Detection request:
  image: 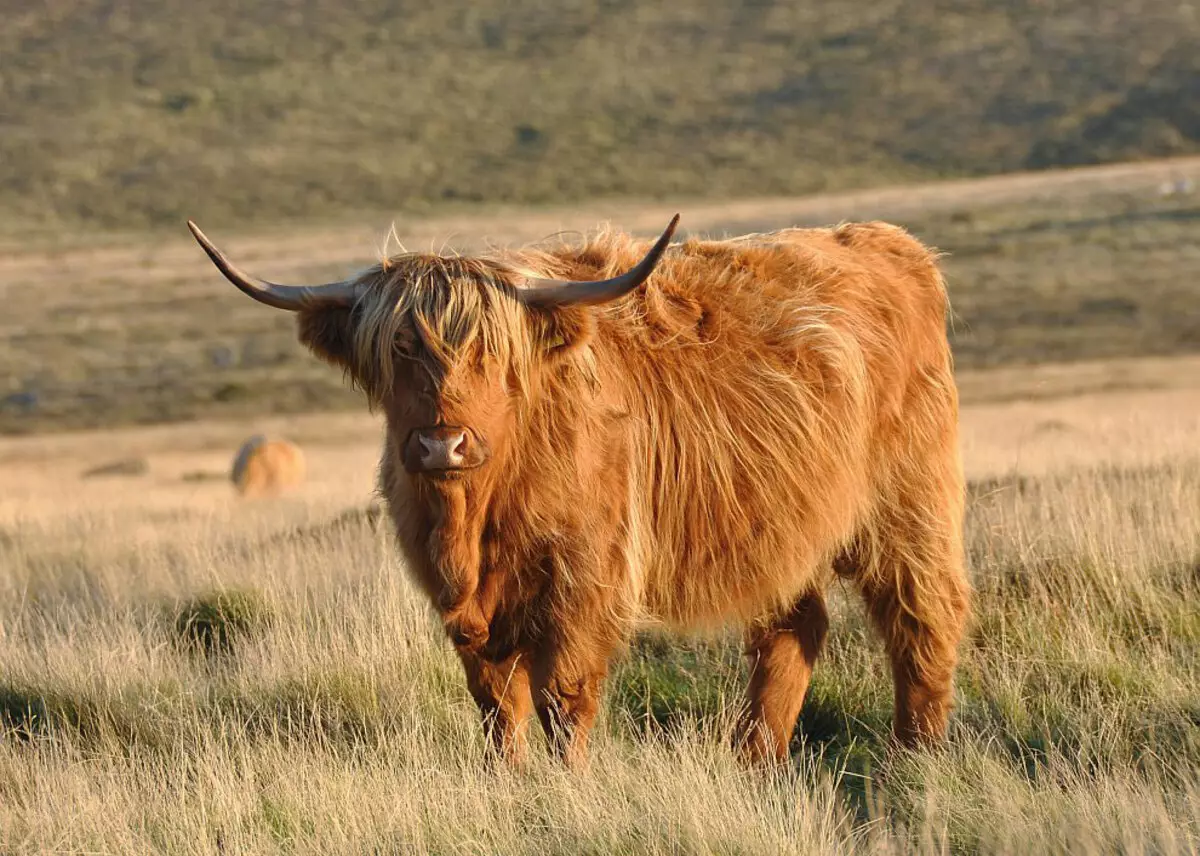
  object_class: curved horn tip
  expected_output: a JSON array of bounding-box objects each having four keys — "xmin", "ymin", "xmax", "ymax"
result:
[
  {"xmin": 186, "ymin": 219, "xmax": 216, "ymax": 251},
  {"xmin": 185, "ymin": 219, "xmax": 359, "ymax": 311},
  {"xmin": 658, "ymin": 214, "xmax": 681, "ymax": 242}
]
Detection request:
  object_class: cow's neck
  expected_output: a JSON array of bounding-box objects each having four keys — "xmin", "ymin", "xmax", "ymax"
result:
[
  {"xmin": 408, "ymin": 369, "xmax": 618, "ymax": 620},
  {"xmin": 431, "ymin": 395, "xmax": 604, "ymax": 567},
  {"xmin": 421, "ymin": 478, "xmax": 488, "ymax": 608}
]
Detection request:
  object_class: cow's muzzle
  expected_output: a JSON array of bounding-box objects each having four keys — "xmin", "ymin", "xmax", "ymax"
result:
[{"xmin": 403, "ymin": 426, "xmax": 488, "ymax": 475}]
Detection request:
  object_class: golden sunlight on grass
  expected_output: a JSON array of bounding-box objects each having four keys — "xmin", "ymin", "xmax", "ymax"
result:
[{"xmin": 0, "ymin": 364, "xmax": 1196, "ymax": 853}]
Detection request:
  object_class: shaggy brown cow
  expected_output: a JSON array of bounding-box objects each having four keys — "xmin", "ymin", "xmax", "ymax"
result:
[
  {"xmin": 188, "ymin": 214, "xmax": 970, "ymax": 767},
  {"xmin": 231, "ymin": 435, "xmax": 306, "ymax": 498}
]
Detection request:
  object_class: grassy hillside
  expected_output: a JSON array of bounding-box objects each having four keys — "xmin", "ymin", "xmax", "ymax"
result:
[
  {"xmin": 2, "ymin": 158, "xmax": 1198, "ymax": 435},
  {"xmin": 1, "ymin": 0, "xmax": 1198, "ymax": 232}
]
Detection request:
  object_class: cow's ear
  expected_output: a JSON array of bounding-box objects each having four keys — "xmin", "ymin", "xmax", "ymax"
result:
[
  {"xmin": 533, "ymin": 305, "xmax": 595, "ymax": 363},
  {"xmin": 297, "ymin": 306, "xmax": 357, "ymax": 372}
]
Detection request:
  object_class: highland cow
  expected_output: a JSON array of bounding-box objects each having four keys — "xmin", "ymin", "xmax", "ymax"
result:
[
  {"xmin": 231, "ymin": 435, "xmax": 306, "ymax": 498},
  {"xmin": 189, "ymin": 214, "xmax": 970, "ymax": 767}
]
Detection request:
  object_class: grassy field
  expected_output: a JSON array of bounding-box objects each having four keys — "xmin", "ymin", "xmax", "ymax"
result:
[
  {"xmin": 2, "ymin": 0, "xmax": 1198, "ymax": 233},
  {"xmin": 2, "ymin": 156, "xmax": 1199, "ymax": 435},
  {"xmin": 0, "ymin": 370, "xmax": 1197, "ymax": 853},
  {"xmin": 1, "ymin": 148, "xmax": 1198, "ymax": 851}
]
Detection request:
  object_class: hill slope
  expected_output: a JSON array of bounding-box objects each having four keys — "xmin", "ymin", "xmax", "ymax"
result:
[
  {"xmin": 1, "ymin": 0, "xmax": 1197, "ymax": 231},
  {"xmin": 2, "ymin": 156, "xmax": 1198, "ymax": 435}
]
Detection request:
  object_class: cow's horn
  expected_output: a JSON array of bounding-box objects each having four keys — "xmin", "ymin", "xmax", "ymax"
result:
[
  {"xmin": 516, "ymin": 214, "xmax": 680, "ymax": 308},
  {"xmin": 187, "ymin": 220, "xmax": 360, "ymax": 311}
]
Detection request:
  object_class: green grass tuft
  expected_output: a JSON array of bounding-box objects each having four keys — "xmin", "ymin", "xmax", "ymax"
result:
[{"xmin": 172, "ymin": 588, "xmax": 274, "ymax": 657}]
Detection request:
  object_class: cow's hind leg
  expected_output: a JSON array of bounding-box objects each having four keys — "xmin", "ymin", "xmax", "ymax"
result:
[
  {"xmin": 740, "ymin": 589, "xmax": 829, "ymax": 763},
  {"xmin": 854, "ymin": 505, "xmax": 970, "ymax": 747}
]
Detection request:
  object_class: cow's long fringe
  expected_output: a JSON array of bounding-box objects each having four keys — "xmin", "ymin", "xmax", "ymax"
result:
[{"xmin": 346, "ymin": 255, "xmax": 536, "ymax": 401}]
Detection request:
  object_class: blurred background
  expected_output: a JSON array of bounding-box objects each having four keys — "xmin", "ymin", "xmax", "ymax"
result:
[
  {"xmin": 3, "ymin": 1, "xmax": 1198, "ymax": 230},
  {"xmin": 0, "ymin": 0, "xmax": 1198, "ymax": 434}
]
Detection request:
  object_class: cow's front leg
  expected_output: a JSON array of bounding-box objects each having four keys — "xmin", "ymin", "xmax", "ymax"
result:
[
  {"xmin": 530, "ymin": 505, "xmax": 630, "ymax": 768},
  {"xmin": 458, "ymin": 647, "xmax": 535, "ymax": 766},
  {"xmin": 532, "ymin": 597, "xmax": 625, "ymax": 769},
  {"xmin": 533, "ymin": 650, "xmax": 610, "ymax": 770}
]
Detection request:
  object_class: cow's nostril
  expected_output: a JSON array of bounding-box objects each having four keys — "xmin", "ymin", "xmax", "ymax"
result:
[{"xmin": 406, "ymin": 426, "xmax": 483, "ymax": 473}]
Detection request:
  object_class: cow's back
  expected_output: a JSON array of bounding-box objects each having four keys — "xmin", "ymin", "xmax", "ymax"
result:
[{"xmin": 590, "ymin": 223, "xmax": 957, "ymax": 628}]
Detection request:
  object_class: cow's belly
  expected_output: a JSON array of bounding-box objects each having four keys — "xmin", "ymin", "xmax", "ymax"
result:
[{"xmin": 626, "ymin": 501, "xmax": 855, "ymax": 631}]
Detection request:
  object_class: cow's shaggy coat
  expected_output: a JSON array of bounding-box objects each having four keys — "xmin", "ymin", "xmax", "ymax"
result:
[{"xmin": 210, "ymin": 219, "xmax": 971, "ymax": 766}]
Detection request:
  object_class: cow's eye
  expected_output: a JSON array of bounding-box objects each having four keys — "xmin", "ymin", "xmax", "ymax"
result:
[
  {"xmin": 393, "ymin": 320, "xmax": 421, "ymax": 356},
  {"xmin": 409, "ymin": 363, "xmax": 438, "ymax": 398}
]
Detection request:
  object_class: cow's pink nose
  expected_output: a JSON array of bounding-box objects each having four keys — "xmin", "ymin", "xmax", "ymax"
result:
[
  {"xmin": 404, "ymin": 426, "xmax": 485, "ymax": 473},
  {"xmin": 419, "ymin": 429, "xmax": 467, "ymax": 468}
]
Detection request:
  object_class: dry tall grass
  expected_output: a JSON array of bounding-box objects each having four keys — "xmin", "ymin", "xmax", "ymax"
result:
[{"xmin": 0, "ymin": 386, "xmax": 1197, "ymax": 853}]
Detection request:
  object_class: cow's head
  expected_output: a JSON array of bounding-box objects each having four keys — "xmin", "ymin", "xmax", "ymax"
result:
[{"xmin": 187, "ymin": 216, "xmax": 679, "ymax": 485}]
